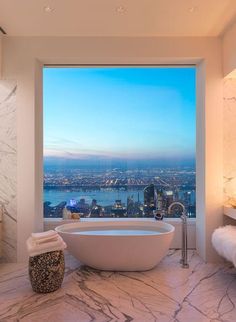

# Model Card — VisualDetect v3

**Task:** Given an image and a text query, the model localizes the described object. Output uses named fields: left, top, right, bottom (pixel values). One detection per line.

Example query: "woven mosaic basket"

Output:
left=28, top=250, right=65, bottom=293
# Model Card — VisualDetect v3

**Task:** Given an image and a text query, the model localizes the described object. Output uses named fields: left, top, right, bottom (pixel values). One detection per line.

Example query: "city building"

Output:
left=111, top=199, right=127, bottom=217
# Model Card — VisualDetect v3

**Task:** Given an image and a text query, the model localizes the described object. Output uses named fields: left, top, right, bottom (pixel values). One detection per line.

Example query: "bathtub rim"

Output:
left=55, top=219, right=175, bottom=237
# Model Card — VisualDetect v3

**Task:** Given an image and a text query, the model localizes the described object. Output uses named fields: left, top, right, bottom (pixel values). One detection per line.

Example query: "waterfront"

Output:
left=44, top=188, right=144, bottom=207
left=43, top=164, right=196, bottom=218
left=43, top=186, right=196, bottom=218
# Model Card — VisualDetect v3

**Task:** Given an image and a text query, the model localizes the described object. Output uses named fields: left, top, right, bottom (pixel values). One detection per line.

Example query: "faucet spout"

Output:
left=168, top=201, right=185, bottom=216
left=168, top=201, right=189, bottom=269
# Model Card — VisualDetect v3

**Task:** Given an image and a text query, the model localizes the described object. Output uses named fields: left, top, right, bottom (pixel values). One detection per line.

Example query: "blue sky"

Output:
left=43, top=67, right=196, bottom=163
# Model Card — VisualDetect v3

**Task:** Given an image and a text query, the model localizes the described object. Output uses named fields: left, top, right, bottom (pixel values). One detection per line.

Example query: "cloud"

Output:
left=44, top=147, right=194, bottom=161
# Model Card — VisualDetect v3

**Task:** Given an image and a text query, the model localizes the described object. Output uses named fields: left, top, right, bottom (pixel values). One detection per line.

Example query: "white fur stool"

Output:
left=212, top=225, right=236, bottom=267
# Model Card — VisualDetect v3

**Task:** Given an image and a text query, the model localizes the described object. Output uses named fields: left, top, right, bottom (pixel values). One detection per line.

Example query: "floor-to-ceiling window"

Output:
left=43, top=66, right=196, bottom=219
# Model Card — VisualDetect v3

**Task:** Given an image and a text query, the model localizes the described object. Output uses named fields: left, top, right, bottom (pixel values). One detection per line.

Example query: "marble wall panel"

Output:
left=0, top=81, right=17, bottom=262
left=223, top=78, right=236, bottom=203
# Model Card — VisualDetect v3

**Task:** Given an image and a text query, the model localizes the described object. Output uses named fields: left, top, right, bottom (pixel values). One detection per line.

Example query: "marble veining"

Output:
left=0, top=250, right=235, bottom=321
left=223, top=78, right=236, bottom=203
left=0, top=81, right=17, bottom=262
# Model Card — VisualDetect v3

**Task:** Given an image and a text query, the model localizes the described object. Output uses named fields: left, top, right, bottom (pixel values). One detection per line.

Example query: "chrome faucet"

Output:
left=168, top=202, right=189, bottom=269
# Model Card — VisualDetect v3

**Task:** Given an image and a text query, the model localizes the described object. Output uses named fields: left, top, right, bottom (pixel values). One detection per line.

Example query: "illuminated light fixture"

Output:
left=115, top=6, right=127, bottom=14
left=44, top=5, right=54, bottom=13
left=188, top=6, right=198, bottom=13
left=225, top=69, right=236, bottom=79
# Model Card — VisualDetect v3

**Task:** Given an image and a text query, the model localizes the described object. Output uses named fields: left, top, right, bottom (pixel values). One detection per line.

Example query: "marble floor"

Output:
left=0, top=250, right=236, bottom=322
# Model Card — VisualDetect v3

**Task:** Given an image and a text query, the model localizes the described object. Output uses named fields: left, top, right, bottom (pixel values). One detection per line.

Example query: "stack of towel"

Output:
left=212, top=225, right=236, bottom=267
left=26, top=230, right=67, bottom=257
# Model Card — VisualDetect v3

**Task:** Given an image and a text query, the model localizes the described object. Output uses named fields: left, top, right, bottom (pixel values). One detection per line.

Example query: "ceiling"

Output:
left=0, top=0, right=236, bottom=37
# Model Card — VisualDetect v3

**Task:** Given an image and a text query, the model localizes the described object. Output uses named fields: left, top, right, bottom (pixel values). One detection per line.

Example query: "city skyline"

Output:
left=43, top=66, right=196, bottom=163
left=44, top=165, right=196, bottom=218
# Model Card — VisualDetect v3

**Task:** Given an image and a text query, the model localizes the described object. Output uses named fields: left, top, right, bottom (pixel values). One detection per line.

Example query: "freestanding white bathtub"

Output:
left=55, top=219, right=175, bottom=271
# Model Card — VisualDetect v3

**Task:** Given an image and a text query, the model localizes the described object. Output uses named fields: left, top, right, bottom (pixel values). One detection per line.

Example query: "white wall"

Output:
left=222, top=21, right=236, bottom=77
left=0, top=36, right=2, bottom=77
left=0, top=34, right=2, bottom=79
left=0, top=35, right=1, bottom=257
left=2, top=36, right=223, bottom=262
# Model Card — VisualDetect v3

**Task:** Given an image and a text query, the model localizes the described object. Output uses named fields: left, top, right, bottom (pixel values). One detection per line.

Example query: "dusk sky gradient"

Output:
left=43, top=67, right=196, bottom=164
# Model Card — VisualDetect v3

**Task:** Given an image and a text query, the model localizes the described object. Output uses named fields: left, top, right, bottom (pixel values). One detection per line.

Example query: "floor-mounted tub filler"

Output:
left=56, top=220, right=175, bottom=271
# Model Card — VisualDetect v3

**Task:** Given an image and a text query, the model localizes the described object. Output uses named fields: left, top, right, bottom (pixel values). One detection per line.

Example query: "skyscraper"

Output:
left=144, top=184, right=156, bottom=216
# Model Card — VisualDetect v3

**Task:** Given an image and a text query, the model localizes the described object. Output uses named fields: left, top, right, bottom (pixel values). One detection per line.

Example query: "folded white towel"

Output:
left=31, top=230, right=60, bottom=245
left=27, top=242, right=67, bottom=257
left=212, top=225, right=236, bottom=267
left=32, top=234, right=59, bottom=245
left=26, top=234, right=67, bottom=257
left=29, top=234, right=64, bottom=248
left=31, top=230, right=57, bottom=240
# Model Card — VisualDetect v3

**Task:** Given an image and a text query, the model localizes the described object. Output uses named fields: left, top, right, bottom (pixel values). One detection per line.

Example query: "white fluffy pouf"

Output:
left=212, top=225, right=236, bottom=267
